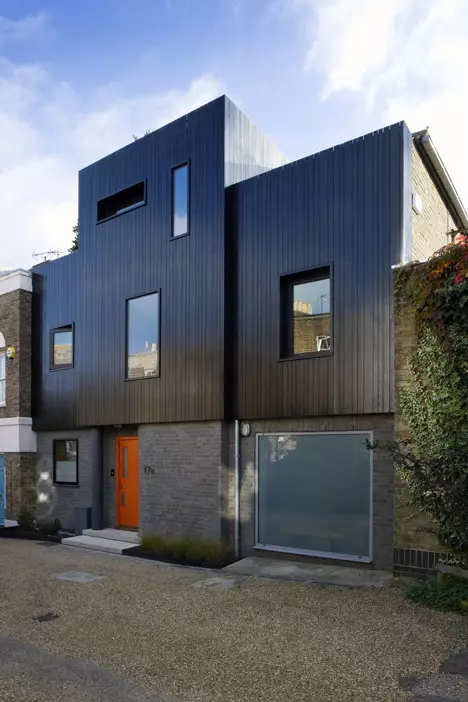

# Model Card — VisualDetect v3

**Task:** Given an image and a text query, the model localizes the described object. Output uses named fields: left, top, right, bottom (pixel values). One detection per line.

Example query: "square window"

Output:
left=126, top=292, right=160, bottom=379
left=53, top=439, right=78, bottom=485
left=280, top=267, right=331, bottom=358
left=50, top=325, right=74, bottom=370
left=172, top=163, right=189, bottom=238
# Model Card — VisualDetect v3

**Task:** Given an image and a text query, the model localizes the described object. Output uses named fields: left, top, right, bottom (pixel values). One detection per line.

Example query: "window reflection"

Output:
left=172, top=164, right=188, bottom=237
left=293, top=278, right=330, bottom=354
left=126, top=293, right=159, bottom=379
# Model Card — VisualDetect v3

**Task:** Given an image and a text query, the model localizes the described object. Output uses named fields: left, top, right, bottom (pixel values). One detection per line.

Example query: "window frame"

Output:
left=254, top=430, right=373, bottom=563
left=0, top=346, right=5, bottom=408
left=171, top=161, right=190, bottom=240
left=124, top=289, right=161, bottom=381
left=96, top=180, right=147, bottom=225
left=53, top=439, right=79, bottom=487
left=50, top=324, right=74, bottom=371
left=279, top=265, right=333, bottom=361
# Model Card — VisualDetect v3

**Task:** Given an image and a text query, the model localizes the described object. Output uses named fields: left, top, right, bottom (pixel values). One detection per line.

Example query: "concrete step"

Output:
left=82, top=529, right=139, bottom=545
left=61, top=535, right=136, bottom=555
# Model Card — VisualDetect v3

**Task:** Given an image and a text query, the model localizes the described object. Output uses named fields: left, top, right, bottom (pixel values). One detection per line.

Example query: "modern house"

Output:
left=26, top=96, right=467, bottom=570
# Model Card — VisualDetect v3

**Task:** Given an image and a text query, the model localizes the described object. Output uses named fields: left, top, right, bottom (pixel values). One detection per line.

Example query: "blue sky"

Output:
left=1, top=0, right=467, bottom=268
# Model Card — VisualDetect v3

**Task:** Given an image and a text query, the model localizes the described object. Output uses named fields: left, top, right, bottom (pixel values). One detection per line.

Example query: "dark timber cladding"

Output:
left=32, top=96, right=287, bottom=431
left=33, top=98, right=227, bottom=429
left=229, top=123, right=409, bottom=419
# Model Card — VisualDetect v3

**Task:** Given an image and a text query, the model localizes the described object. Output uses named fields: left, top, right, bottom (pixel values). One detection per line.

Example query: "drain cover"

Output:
left=33, top=612, right=59, bottom=622
left=53, top=571, right=105, bottom=583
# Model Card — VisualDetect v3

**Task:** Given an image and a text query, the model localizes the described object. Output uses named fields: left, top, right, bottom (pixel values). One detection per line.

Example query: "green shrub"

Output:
left=17, top=509, right=36, bottom=532
left=406, top=575, right=468, bottom=614
left=38, top=519, right=61, bottom=535
left=139, top=533, right=231, bottom=566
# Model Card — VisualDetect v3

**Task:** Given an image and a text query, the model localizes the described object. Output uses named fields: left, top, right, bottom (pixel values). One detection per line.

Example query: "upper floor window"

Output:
left=0, top=332, right=5, bottom=406
left=50, top=325, right=74, bottom=370
left=97, top=181, right=146, bottom=223
left=172, top=163, right=189, bottom=238
left=126, top=292, right=160, bottom=379
left=280, top=267, right=332, bottom=358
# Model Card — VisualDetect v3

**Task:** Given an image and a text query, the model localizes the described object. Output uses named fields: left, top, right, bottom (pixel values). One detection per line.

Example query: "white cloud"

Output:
left=284, top=0, right=468, bottom=205
left=0, top=55, right=222, bottom=269
left=0, top=11, right=49, bottom=45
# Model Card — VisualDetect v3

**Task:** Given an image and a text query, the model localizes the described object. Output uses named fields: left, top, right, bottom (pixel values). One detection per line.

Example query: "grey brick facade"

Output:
left=237, top=415, right=395, bottom=570
left=412, top=144, right=455, bottom=261
left=139, top=422, right=230, bottom=540
left=36, top=429, right=96, bottom=531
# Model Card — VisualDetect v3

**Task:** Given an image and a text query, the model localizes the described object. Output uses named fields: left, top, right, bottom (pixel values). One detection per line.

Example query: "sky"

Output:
left=0, top=0, right=467, bottom=269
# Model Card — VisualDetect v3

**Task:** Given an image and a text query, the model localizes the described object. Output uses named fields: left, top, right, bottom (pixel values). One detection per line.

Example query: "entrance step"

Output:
left=61, top=535, right=136, bottom=555
left=82, top=529, right=139, bottom=545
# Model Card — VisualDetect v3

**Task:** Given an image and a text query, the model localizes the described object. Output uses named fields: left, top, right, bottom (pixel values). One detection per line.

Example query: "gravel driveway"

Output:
left=0, top=539, right=466, bottom=702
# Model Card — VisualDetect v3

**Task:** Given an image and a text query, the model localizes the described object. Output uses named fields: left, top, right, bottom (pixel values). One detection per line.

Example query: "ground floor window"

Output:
left=256, top=432, right=372, bottom=561
left=53, top=440, right=78, bottom=485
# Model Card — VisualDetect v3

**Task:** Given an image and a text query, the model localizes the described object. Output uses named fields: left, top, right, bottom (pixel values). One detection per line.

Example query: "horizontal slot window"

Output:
left=97, top=181, right=146, bottom=223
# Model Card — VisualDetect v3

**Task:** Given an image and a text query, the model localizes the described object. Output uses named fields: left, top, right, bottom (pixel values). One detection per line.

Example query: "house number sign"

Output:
left=143, top=466, right=155, bottom=475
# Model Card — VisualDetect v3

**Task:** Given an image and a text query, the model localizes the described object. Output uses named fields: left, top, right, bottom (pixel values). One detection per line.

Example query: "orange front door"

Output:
left=116, top=438, right=139, bottom=528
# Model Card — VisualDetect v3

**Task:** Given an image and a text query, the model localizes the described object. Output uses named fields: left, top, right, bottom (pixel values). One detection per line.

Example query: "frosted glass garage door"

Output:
left=257, top=433, right=372, bottom=561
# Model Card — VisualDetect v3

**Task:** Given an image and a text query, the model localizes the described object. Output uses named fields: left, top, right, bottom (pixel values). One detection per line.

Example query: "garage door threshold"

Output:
left=223, top=557, right=393, bottom=589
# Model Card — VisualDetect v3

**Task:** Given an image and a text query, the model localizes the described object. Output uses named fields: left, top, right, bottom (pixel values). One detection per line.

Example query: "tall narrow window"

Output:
left=53, top=439, right=78, bottom=485
left=50, top=325, right=74, bottom=370
left=280, top=267, right=331, bottom=358
left=126, top=292, right=160, bottom=379
left=0, top=333, right=5, bottom=406
left=172, top=163, right=189, bottom=238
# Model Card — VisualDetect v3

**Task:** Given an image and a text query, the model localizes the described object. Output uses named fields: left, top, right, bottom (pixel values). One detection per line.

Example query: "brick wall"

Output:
left=412, top=144, right=455, bottom=262
left=5, top=453, right=36, bottom=519
left=238, top=415, right=395, bottom=570
left=0, top=288, right=32, bottom=419
left=293, top=313, right=330, bottom=354
left=36, top=429, right=95, bottom=531
left=139, top=421, right=229, bottom=540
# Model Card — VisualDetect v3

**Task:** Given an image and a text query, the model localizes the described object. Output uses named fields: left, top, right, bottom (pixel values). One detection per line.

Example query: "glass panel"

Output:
left=121, top=492, right=125, bottom=507
left=293, top=278, right=330, bottom=354
left=122, top=447, right=127, bottom=479
left=54, top=440, right=77, bottom=483
left=53, top=329, right=73, bottom=366
left=172, top=164, right=188, bottom=237
left=258, top=433, right=371, bottom=558
left=127, top=293, right=159, bottom=379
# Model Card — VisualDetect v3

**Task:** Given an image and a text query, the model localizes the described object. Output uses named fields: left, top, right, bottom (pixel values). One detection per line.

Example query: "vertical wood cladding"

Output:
left=34, top=98, right=227, bottom=429
left=33, top=97, right=287, bottom=431
left=229, top=123, right=409, bottom=419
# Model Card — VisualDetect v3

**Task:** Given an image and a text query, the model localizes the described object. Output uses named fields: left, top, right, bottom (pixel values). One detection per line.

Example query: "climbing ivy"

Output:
left=394, top=234, right=468, bottom=562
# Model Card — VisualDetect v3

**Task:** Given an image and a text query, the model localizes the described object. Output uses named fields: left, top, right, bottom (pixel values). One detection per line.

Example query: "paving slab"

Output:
left=53, top=571, right=106, bottom=583
left=223, top=556, right=393, bottom=588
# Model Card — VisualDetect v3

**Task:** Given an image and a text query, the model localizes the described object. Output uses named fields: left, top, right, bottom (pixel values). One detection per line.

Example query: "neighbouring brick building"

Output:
left=0, top=269, right=36, bottom=524
left=10, top=98, right=465, bottom=572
